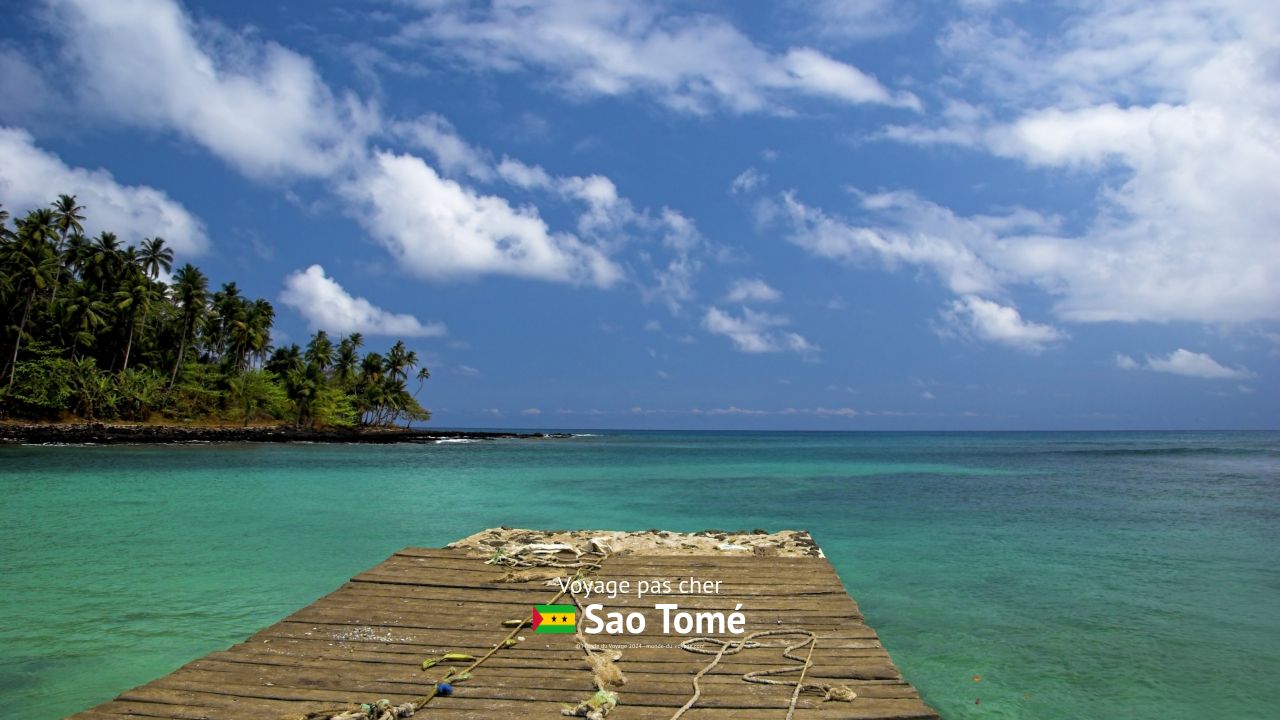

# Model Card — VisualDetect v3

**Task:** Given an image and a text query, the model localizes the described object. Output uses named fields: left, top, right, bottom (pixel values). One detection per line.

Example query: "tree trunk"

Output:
left=121, top=316, right=135, bottom=372
left=6, top=288, right=36, bottom=390
left=169, top=325, right=189, bottom=387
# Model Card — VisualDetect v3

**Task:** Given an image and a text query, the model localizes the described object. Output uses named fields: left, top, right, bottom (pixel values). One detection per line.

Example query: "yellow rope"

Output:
left=784, top=635, right=817, bottom=720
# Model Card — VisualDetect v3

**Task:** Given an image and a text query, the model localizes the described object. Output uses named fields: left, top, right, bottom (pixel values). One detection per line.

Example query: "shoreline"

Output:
left=0, top=421, right=570, bottom=445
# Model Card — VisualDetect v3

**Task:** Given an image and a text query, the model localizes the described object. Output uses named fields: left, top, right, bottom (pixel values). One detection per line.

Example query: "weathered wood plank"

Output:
left=70, top=545, right=938, bottom=720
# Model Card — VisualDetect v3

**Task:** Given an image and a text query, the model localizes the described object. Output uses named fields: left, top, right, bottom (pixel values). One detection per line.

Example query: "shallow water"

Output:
left=1, top=431, right=1277, bottom=718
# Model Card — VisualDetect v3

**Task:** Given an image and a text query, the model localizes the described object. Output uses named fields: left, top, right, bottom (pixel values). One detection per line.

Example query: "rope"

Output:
left=669, top=629, right=855, bottom=720
left=559, top=580, right=626, bottom=718
left=784, top=634, right=817, bottom=720
left=298, top=548, right=609, bottom=720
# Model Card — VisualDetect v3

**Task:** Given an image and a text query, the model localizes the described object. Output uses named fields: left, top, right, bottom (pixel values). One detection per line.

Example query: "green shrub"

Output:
left=115, top=368, right=165, bottom=421
left=5, top=355, right=75, bottom=419
left=312, top=384, right=357, bottom=428
left=227, top=370, right=289, bottom=425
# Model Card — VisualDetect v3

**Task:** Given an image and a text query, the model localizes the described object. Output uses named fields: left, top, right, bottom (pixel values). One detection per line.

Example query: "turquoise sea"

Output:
left=1, top=431, right=1277, bottom=719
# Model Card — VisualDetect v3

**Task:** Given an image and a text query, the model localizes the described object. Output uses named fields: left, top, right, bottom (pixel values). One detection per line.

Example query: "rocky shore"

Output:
left=448, top=527, right=826, bottom=558
left=0, top=422, right=570, bottom=445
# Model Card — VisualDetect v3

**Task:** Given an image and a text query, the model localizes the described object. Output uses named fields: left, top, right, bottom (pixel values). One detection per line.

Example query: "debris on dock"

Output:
left=71, top=529, right=939, bottom=719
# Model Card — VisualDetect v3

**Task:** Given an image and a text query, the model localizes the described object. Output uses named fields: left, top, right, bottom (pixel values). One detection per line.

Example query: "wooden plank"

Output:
left=70, top=545, right=938, bottom=720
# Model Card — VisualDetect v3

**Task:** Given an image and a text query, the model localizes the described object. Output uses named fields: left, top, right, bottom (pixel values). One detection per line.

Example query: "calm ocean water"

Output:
left=1, top=431, right=1277, bottom=719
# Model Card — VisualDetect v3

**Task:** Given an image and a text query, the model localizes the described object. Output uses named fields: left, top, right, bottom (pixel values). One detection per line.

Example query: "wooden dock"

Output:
left=70, top=542, right=939, bottom=719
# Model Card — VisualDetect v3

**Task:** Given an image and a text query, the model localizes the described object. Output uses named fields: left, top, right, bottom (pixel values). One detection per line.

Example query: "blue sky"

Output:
left=1, top=0, right=1276, bottom=430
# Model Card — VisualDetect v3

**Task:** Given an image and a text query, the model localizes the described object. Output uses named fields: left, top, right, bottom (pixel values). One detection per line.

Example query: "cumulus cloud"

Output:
left=394, top=0, right=918, bottom=114
left=730, top=168, right=766, bottom=195
left=46, top=0, right=373, bottom=180
left=780, top=190, right=1002, bottom=296
left=939, top=295, right=1066, bottom=353
left=703, top=306, right=818, bottom=356
left=495, top=157, right=712, bottom=311
left=0, top=126, right=207, bottom=255
left=394, top=113, right=494, bottom=181
left=341, top=151, right=623, bottom=286
left=279, top=264, right=446, bottom=337
left=725, top=278, right=781, bottom=303
left=29, top=0, right=707, bottom=298
left=862, top=1, right=1280, bottom=325
left=1118, top=348, right=1255, bottom=380
left=1114, top=353, right=1139, bottom=370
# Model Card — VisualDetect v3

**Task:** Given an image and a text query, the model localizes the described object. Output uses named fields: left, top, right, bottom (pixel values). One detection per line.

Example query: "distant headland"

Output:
left=0, top=421, right=569, bottom=445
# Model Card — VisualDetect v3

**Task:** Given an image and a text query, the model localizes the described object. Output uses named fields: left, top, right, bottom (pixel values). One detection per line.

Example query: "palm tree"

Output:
left=85, top=231, right=122, bottom=293
left=49, top=195, right=85, bottom=298
left=356, top=351, right=385, bottom=425
left=415, top=366, right=430, bottom=395
left=61, top=285, right=109, bottom=359
left=333, top=336, right=360, bottom=387
left=385, top=340, right=418, bottom=382
left=304, top=330, right=334, bottom=372
left=169, top=263, right=208, bottom=386
left=283, top=366, right=320, bottom=428
left=138, top=237, right=174, bottom=280
left=208, top=282, right=242, bottom=362
left=113, top=270, right=155, bottom=372
left=266, top=343, right=303, bottom=377
left=4, top=210, right=59, bottom=389
left=63, top=233, right=91, bottom=278
left=243, top=299, right=274, bottom=370
left=51, top=195, right=85, bottom=249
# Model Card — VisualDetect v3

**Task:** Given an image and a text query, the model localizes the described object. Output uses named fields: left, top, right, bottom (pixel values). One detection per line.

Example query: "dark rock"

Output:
left=0, top=423, right=563, bottom=446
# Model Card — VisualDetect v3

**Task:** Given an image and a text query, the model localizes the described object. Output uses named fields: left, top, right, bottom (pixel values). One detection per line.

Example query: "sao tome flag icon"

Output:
left=532, top=604, right=576, bottom=633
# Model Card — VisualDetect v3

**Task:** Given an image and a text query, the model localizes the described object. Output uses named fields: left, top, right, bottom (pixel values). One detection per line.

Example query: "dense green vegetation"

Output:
left=0, top=195, right=430, bottom=427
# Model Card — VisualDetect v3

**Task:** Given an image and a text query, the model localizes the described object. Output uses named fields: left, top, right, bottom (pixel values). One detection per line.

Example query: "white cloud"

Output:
left=940, top=295, right=1066, bottom=353
left=787, top=0, right=914, bottom=42
left=0, top=126, right=207, bottom=255
left=0, top=45, right=54, bottom=124
left=694, top=406, right=866, bottom=418
left=725, top=278, right=782, bottom=303
left=493, top=155, right=711, bottom=310
left=47, top=0, right=373, bottom=180
left=780, top=48, right=920, bottom=110
left=780, top=190, right=1001, bottom=296
left=341, top=150, right=623, bottom=286
left=701, top=406, right=770, bottom=416
left=1118, top=348, right=1255, bottom=380
left=1114, top=353, right=1139, bottom=370
left=456, top=365, right=481, bottom=377
left=703, top=306, right=818, bottom=356
left=279, top=264, right=446, bottom=337
left=730, top=168, right=766, bottom=194
left=394, top=113, right=493, bottom=181
left=783, top=332, right=819, bottom=355
left=521, top=407, right=542, bottom=415
left=395, top=0, right=918, bottom=114
left=865, top=1, right=1280, bottom=325
left=36, top=0, right=710, bottom=303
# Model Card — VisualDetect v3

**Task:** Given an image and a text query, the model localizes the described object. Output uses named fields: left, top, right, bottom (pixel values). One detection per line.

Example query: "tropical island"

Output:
left=0, top=194, right=548, bottom=444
